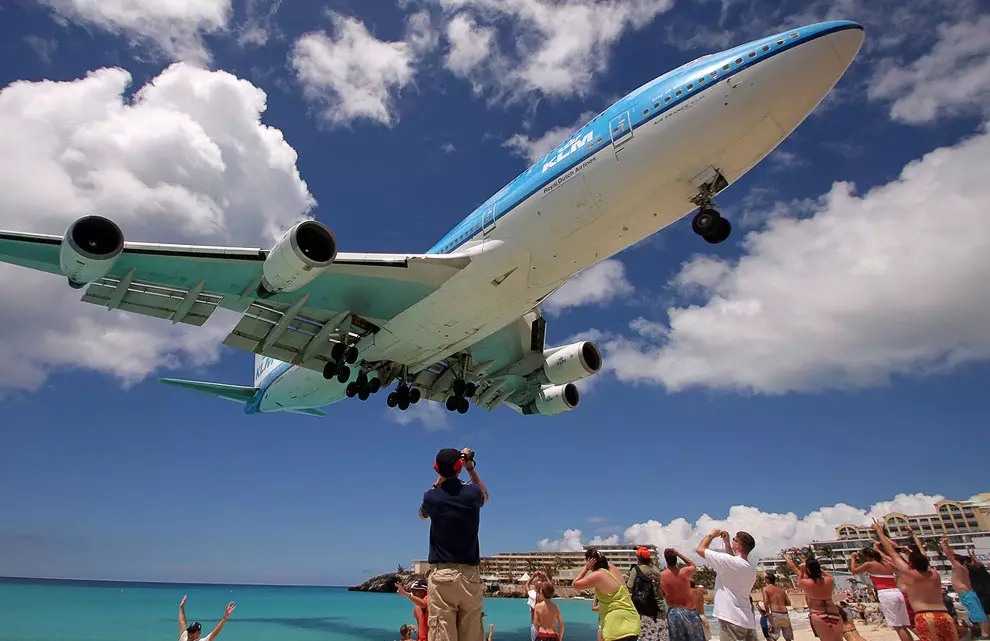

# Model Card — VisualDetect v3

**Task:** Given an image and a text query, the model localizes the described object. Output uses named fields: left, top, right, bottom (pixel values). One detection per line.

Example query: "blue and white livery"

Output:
left=0, top=21, right=864, bottom=418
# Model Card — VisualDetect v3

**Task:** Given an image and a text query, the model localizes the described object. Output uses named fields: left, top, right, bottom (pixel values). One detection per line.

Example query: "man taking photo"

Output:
left=420, top=447, right=489, bottom=641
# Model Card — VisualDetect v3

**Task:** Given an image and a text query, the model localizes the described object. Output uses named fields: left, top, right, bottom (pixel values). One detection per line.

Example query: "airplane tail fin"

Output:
left=158, top=378, right=260, bottom=404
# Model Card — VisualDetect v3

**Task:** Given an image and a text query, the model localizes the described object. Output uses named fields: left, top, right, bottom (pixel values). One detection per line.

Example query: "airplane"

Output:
left=0, top=20, right=864, bottom=418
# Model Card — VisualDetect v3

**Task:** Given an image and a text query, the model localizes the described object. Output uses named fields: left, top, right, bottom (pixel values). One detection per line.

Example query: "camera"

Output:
left=460, top=450, right=475, bottom=463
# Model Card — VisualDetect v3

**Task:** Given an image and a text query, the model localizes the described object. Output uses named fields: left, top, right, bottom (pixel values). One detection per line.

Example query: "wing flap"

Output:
left=82, top=275, right=223, bottom=326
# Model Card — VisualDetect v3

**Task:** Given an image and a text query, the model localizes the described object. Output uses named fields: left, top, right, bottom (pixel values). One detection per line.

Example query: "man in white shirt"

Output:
left=178, top=595, right=236, bottom=641
left=696, top=528, right=758, bottom=641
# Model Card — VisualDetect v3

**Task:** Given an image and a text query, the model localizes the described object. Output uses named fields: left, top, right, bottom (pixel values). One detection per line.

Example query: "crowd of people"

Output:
left=398, top=447, right=990, bottom=641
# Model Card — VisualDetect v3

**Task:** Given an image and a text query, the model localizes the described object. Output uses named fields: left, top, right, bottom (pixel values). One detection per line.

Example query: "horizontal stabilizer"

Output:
left=287, top=407, right=327, bottom=417
left=158, top=378, right=259, bottom=404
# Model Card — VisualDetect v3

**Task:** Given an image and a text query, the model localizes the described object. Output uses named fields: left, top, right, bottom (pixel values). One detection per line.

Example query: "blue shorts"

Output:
left=961, top=590, right=989, bottom=624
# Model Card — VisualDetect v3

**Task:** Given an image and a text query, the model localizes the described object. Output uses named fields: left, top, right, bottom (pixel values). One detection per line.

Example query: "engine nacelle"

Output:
left=260, top=220, right=337, bottom=296
left=59, top=216, right=124, bottom=289
left=525, top=383, right=580, bottom=416
left=537, top=341, right=602, bottom=385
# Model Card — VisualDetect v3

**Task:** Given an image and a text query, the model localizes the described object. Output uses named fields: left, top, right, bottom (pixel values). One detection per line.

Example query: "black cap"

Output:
left=435, top=448, right=461, bottom=477
left=187, top=622, right=202, bottom=634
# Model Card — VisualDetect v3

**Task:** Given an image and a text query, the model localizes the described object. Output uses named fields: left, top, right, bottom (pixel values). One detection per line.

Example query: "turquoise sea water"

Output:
left=1, top=578, right=716, bottom=641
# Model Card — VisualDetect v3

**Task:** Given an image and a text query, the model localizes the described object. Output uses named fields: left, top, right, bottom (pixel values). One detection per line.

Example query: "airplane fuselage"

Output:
left=252, top=20, right=865, bottom=414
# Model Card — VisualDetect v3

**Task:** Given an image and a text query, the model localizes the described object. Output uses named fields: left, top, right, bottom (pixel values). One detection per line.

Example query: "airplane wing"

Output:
left=0, top=224, right=470, bottom=373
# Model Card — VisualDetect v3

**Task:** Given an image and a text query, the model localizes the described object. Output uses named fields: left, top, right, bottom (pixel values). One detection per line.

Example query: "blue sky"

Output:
left=1, top=0, right=989, bottom=586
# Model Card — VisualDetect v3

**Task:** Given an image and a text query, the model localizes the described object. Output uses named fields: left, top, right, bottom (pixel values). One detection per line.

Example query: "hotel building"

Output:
left=756, top=493, right=990, bottom=579
left=414, top=543, right=658, bottom=584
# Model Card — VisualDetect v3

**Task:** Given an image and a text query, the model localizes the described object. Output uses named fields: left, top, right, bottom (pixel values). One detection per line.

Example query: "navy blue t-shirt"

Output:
left=420, top=479, right=484, bottom=565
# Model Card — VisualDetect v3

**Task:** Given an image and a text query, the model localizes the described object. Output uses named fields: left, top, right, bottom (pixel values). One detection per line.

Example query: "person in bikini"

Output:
left=532, top=582, right=565, bottom=641
left=762, top=573, right=792, bottom=641
left=662, top=548, right=707, bottom=641
left=838, top=605, right=867, bottom=641
left=874, top=521, right=958, bottom=641
left=783, top=550, right=843, bottom=641
left=573, top=547, right=641, bottom=641
left=849, top=543, right=914, bottom=641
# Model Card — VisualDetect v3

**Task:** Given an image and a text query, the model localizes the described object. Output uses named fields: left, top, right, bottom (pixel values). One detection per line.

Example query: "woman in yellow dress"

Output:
left=574, top=547, right=642, bottom=641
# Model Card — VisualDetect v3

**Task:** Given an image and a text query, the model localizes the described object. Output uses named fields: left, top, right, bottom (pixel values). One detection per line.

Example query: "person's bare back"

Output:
left=533, top=599, right=564, bottom=639
left=763, top=584, right=790, bottom=614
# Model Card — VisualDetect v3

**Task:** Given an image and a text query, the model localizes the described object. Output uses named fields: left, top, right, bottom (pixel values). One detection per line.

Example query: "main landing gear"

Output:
left=387, top=382, right=421, bottom=411
left=445, top=379, right=476, bottom=414
left=691, top=207, right=731, bottom=244
left=322, top=341, right=359, bottom=383
left=345, top=371, right=382, bottom=401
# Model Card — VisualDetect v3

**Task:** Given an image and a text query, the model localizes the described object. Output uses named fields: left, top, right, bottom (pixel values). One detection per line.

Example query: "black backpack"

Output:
left=631, top=566, right=659, bottom=619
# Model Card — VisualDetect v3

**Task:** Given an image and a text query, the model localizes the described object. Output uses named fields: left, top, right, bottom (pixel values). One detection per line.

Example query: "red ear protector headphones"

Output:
left=434, top=458, right=464, bottom=474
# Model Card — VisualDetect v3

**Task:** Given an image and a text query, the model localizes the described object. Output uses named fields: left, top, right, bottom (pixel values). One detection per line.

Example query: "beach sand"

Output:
left=784, top=615, right=901, bottom=641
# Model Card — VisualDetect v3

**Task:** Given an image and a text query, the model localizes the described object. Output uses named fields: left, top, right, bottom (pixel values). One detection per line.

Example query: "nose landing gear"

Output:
left=692, top=207, right=732, bottom=244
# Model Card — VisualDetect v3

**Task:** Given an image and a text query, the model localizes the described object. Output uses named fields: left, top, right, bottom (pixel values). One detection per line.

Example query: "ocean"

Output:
left=1, top=578, right=717, bottom=641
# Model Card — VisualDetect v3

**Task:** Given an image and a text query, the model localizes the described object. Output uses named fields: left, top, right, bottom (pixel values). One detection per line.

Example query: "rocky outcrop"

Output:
left=349, top=573, right=425, bottom=593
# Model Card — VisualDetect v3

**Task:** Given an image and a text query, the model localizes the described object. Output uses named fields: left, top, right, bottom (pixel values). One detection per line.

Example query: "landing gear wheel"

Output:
left=703, top=217, right=731, bottom=244
left=369, top=377, right=381, bottom=394
left=356, top=372, right=368, bottom=387
left=452, top=379, right=466, bottom=397
left=446, top=396, right=459, bottom=412
left=692, top=208, right=722, bottom=236
left=345, top=383, right=357, bottom=398
left=322, top=361, right=337, bottom=380
left=336, top=365, right=350, bottom=384
left=387, top=392, right=398, bottom=408
left=330, top=343, right=345, bottom=363
left=358, top=389, right=370, bottom=401
left=464, top=382, right=477, bottom=398
left=398, top=399, right=410, bottom=411
left=409, top=388, right=421, bottom=404
left=457, top=397, right=470, bottom=414
left=345, top=346, right=359, bottom=364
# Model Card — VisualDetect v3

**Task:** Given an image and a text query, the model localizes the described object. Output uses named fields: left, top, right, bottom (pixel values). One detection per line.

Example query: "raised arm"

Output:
left=697, top=529, right=721, bottom=559
left=782, top=551, right=803, bottom=580
left=395, top=582, right=427, bottom=609
left=206, top=602, right=235, bottom=641
left=721, top=531, right=736, bottom=556
left=179, top=595, right=188, bottom=635
left=557, top=604, right=565, bottom=641
left=873, top=522, right=910, bottom=573
left=907, top=527, right=925, bottom=555
left=676, top=549, right=697, bottom=568
left=941, top=538, right=962, bottom=570
left=464, top=452, right=488, bottom=504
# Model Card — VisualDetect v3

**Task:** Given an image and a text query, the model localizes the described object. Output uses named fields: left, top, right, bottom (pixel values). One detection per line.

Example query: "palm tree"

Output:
left=818, top=545, right=835, bottom=571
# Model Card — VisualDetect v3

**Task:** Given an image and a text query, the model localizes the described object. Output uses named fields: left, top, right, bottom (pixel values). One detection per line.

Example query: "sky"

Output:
left=0, top=0, right=989, bottom=587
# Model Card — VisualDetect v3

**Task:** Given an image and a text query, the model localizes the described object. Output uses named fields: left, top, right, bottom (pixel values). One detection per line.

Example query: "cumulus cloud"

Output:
left=38, top=0, right=230, bottom=63
left=291, top=13, right=416, bottom=127
left=503, top=111, right=597, bottom=164
left=438, top=0, right=674, bottom=100
left=0, top=64, right=315, bottom=391
left=543, top=260, right=634, bottom=317
left=538, top=493, right=945, bottom=561
left=386, top=401, right=450, bottom=431
left=538, top=528, right=619, bottom=552
left=598, top=119, right=990, bottom=394
left=869, top=15, right=990, bottom=124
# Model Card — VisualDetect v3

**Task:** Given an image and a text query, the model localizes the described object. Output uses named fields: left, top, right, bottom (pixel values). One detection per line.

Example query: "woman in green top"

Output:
left=574, top=548, right=642, bottom=641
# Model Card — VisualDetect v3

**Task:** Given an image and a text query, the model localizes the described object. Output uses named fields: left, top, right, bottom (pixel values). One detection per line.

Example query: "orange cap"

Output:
left=636, top=547, right=651, bottom=559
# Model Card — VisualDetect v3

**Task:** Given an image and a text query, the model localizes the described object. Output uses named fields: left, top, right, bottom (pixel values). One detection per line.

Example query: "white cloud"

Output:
left=0, top=63, right=315, bottom=391
left=387, top=401, right=450, bottom=431
left=503, top=111, right=597, bottom=164
left=869, top=15, right=990, bottom=124
left=438, top=0, right=674, bottom=100
left=538, top=493, right=945, bottom=562
left=291, top=13, right=416, bottom=127
left=600, top=119, right=990, bottom=394
left=543, top=260, right=634, bottom=317
left=38, top=0, right=230, bottom=63
left=538, top=528, right=618, bottom=552
left=237, top=0, right=284, bottom=48
left=406, top=10, right=440, bottom=56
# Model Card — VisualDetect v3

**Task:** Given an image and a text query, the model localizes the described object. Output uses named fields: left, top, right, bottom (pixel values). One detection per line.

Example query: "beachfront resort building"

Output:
left=414, top=544, right=659, bottom=585
left=756, top=493, right=990, bottom=580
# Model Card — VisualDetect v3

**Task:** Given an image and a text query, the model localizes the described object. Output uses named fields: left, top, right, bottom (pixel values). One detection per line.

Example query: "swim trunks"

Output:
left=960, top=590, right=989, bottom=624
left=877, top=588, right=911, bottom=627
left=771, top=613, right=793, bottom=641
left=669, top=607, right=707, bottom=641
left=914, top=612, right=958, bottom=641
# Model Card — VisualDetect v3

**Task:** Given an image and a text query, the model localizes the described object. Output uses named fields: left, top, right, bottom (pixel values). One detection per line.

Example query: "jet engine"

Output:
left=59, top=216, right=125, bottom=289
left=524, top=383, right=580, bottom=416
left=260, top=220, right=337, bottom=296
left=537, top=341, right=602, bottom=385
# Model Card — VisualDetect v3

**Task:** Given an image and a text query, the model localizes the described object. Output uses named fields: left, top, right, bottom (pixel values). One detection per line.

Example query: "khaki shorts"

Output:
left=428, top=564, right=484, bottom=641
left=720, top=620, right=758, bottom=641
